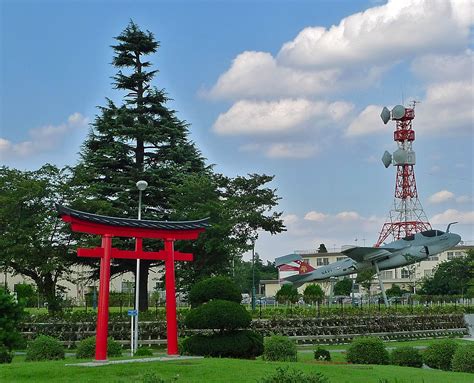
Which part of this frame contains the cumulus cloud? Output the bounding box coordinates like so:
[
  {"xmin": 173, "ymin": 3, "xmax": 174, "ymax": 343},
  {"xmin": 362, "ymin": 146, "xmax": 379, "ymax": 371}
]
[
  {"xmin": 0, "ymin": 113, "xmax": 88, "ymax": 159},
  {"xmin": 304, "ymin": 211, "xmax": 328, "ymax": 222},
  {"xmin": 278, "ymin": 0, "xmax": 471, "ymax": 68},
  {"xmin": 428, "ymin": 190, "xmax": 455, "ymax": 204},
  {"xmin": 213, "ymin": 99, "xmax": 353, "ymax": 136},
  {"xmin": 345, "ymin": 105, "xmax": 384, "ymax": 137},
  {"xmin": 336, "ymin": 211, "xmax": 361, "ymax": 221},
  {"xmin": 456, "ymin": 195, "xmax": 472, "ymax": 204},
  {"xmin": 431, "ymin": 209, "xmax": 474, "ymax": 225},
  {"xmin": 411, "ymin": 50, "xmax": 473, "ymax": 82}
]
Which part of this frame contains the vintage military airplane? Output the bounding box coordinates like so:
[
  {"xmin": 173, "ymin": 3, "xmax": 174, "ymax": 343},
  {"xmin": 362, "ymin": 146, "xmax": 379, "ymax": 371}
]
[{"xmin": 276, "ymin": 223, "xmax": 461, "ymax": 305}]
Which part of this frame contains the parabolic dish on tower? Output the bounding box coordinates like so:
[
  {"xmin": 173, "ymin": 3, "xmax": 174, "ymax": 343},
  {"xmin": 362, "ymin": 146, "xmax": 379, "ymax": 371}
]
[{"xmin": 391, "ymin": 105, "xmax": 406, "ymax": 120}]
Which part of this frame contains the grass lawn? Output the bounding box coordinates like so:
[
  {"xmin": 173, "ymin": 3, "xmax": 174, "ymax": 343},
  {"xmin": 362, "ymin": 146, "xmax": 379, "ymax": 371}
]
[{"xmin": 2, "ymin": 352, "xmax": 473, "ymax": 383}]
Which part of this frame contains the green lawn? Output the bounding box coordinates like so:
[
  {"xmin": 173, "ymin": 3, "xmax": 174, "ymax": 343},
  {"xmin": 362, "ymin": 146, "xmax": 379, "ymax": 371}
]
[{"xmin": 2, "ymin": 352, "xmax": 473, "ymax": 383}]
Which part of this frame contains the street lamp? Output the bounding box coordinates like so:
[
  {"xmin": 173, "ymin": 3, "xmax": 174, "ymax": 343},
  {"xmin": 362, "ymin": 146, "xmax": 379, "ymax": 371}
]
[
  {"xmin": 251, "ymin": 236, "xmax": 257, "ymax": 311},
  {"xmin": 134, "ymin": 180, "xmax": 148, "ymax": 354}
]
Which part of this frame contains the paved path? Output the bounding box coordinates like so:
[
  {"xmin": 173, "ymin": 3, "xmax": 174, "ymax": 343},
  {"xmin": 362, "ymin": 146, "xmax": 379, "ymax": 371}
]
[{"xmin": 66, "ymin": 355, "xmax": 203, "ymax": 367}]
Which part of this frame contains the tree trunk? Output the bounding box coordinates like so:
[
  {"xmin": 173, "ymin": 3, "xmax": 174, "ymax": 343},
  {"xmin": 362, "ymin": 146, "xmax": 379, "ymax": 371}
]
[
  {"xmin": 138, "ymin": 260, "xmax": 150, "ymax": 311},
  {"xmin": 39, "ymin": 274, "xmax": 61, "ymax": 314}
]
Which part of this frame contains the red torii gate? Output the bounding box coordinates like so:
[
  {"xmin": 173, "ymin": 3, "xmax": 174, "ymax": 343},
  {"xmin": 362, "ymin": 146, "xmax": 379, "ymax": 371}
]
[{"xmin": 57, "ymin": 205, "xmax": 209, "ymax": 361}]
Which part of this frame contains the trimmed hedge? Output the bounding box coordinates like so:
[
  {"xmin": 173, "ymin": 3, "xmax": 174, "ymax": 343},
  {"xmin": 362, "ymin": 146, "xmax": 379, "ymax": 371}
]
[
  {"xmin": 346, "ymin": 337, "xmax": 389, "ymax": 365},
  {"xmin": 258, "ymin": 366, "xmax": 329, "ymax": 383},
  {"xmin": 451, "ymin": 343, "xmax": 474, "ymax": 373},
  {"xmin": 314, "ymin": 347, "xmax": 331, "ymax": 361},
  {"xmin": 188, "ymin": 276, "xmax": 241, "ymax": 308},
  {"xmin": 185, "ymin": 300, "xmax": 251, "ymax": 331},
  {"xmin": 390, "ymin": 346, "xmax": 423, "ymax": 368},
  {"xmin": 25, "ymin": 335, "xmax": 64, "ymax": 361},
  {"xmin": 423, "ymin": 339, "xmax": 458, "ymax": 371},
  {"xmin": 75, "ymin": 336, "xmax": 122, "ymax": 359},
  {"xmin": 263, "ymin": 335, "xmax": 297, "ymax": 362},
  {"xmin": 134, "ymin": 347, "xmax": 153, "ymax": 357},
  {"xmin": 181, "ymin": 330, "xmax": 263, "ymax": 358},
  {"xmin": 0, "ymin": 343, "xmax": 13, "ymax": 364}
]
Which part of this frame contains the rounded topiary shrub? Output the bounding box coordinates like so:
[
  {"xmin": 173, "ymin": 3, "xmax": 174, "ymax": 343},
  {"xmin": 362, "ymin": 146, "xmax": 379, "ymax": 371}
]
[
  {"xmin": 314, "ymin": 347, "xmax": 331, "ymax": 361},
  {"xmin": 181, "ymin": 330, "xmax": 263, "ymax": 358},
  {"xmin": 263, "ymin": 335, "xmax": 297, "ymax": 362},
  {"xmin": 76, "ymin": 336, "xmax": 122, "ymax": 359},
  {"xmin": 0, "ymin": 343, "xmax": 13, "ymax": 364},
  {"xmin": 134, "ymin": 347, "xmax": 153, "ymax": 357},
  {"xmin": 25, "ymin": 335, "xmax": 64, "ymax": 361},
  {"xmin": 188, "ymin": 276, "xmax": 241, "ymax": 308},
  {"xmin": 346, "ymin": 337, "xmax": 389, "ymax": 365},
  {"xmin": 390, "ymin": 346, "xmax": 423, "ymax": 368},
  {"xmin": 451, "ymin": 344, "xmax": 474, "ymax": 373},
  {"xmin": 185, "ymin": 299, "xmax": 251, "ymax": 331},
  {"xmin": 423, "ymin": 339, "xmax": 458, "ymax": 371}
]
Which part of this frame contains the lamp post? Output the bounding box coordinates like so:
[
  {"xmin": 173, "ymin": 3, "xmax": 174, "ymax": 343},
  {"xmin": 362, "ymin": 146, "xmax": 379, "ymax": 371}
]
[{"xmin": 134, "ymin": 180, "xmax": 148, "ymax": 354}]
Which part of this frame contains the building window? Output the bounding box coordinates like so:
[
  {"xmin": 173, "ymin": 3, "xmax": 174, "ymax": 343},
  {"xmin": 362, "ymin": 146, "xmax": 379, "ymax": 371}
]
[
  {"xmin": 447, "ymin": 251, "xmax": 454, "ymax": 260},
  {"xmin": 401, "ymin": 269, "xmax": 410, "ymax": 279},
  {"xmin": 317, "ymin": 258, "xmax": 329, "ymax": 266},
  {"xmin": 428, "ymin": 256, "xmax": 439, "ymax": 261},
  {"xmin": 336, "ymin": 257, "xmax": 346, "ymax": 261},
  {"xmin": 455, "ymin": 251, "xmax": 463, "ymax": 256},
  {"xmin": 302, "ymin": 258, "xmax": 310, "ymax": 264},
  {"xmin": 380, "ymin": 271, "xmax": 393, "ymax": 279},
  {"xmin": 121, "ymin": 281, "xmax": 134, "ymax": 293}
]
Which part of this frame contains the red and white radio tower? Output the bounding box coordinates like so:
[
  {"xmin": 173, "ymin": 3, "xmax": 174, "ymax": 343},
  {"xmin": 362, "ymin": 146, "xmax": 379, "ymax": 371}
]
[{"xmin": 376, "ymin": 102, "xmax": 431, "ymax": 247}]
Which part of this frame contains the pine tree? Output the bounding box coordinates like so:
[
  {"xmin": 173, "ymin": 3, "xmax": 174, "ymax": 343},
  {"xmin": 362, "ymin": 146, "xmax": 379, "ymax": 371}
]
[{"xmin": 73, "ymin": 21, "xmax": 207, "ymax": 311}]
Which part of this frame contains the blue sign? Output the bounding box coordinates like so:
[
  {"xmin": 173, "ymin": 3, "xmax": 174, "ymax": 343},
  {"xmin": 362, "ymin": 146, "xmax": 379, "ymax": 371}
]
[{"xmin": 127, "ymin": 309, "xmax": 138, "ymax": 316}]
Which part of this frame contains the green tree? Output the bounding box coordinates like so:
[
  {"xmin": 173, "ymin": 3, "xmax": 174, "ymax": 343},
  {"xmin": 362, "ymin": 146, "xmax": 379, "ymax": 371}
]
[
  {"xmin": 333, "ymin": 278, "xmax": 353, "ymax": 296},
  {"xmin": 14, "ymin": 283, "xmax": 37, "ymax": 308},
  {"xmin": 356, "ymin": 268, "xmax": 375, "ymax": 297},
  {"xmin": 420, "ymin": 250, "xmax": 473, "ymax": 296},
  {"xmin": 0, "ymin": 287, "xmax": 25, "ymax": 351},
  {"xmin": 385, "ymin": 284, "xmax": 409, "ymax": 297},
  {"xmin": 303, "ymin": 284, "xmax": 324, "ymax": 304},
  {"xmin": 0, "ymin": 165, "xmax": 74, "ymax": 313},
  {"xmin": 73, "ymin": 22, "xmax": 284, "ymax": 310},
  {"xmin": 275, "ymin": 284, "xmax": 299, "ymax": 305},
  {"xmin": 317, "ymin": 244, "xmax": 328, "ymax": 253}
]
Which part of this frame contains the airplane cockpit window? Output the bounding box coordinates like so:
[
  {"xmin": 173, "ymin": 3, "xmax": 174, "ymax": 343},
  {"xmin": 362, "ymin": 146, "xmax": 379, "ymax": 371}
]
[
  {"xmin": 435, "ymin": 230, "xmax": 445, "ymax": 236},
  {"xmin": 402, "ymin": 234, "xmax": 415, "ymax": 241},
  {"xmin": 421, "ymin": 230, "xmax": 438, "ymax": 237}
]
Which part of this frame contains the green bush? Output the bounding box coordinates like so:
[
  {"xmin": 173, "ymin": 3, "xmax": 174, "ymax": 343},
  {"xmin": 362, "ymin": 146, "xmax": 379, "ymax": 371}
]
[
  {"xmin": 185, "ymin": 299, "xmax": 251, "ymax": 331},
  {"xmin": 25, "ymin": 335, "xmax": 65, "ymax": 361},
  {"xmin": 451, "ymin": 343, "xmax": 474, "ymax": 373},
  {"xmin": 134, "ymin": 347, "xmax": 153, "ymax": 357},
  {"xmin": 263, "ymin": 335, "xmax": 297, "ymax": 362},
  {"xmin": 188, "ymin": 276, "xmax": 241, "ymax": 307},
  {"xmin": 390, "ymin": 346, "xmax": 423, "ymax": 368},
  {"xmin": 0, "ymin": 343, "xmax": 13, "ymax": 364},
  {"xmin": 75, "ymin": 336, "xmax": 122, "ymax": 359},
  {"xmin": 258, "ymin": 366, "xmax": 329, "ymax": 383},
  {"xmin": 275, "ymin": 284, "xmax": 299, "ymax": 304},
  {"xmin": 423, "ymin": 339, "xmax": 458, "ymax": 371},
  {"xmin": 0, "ymin": 289, "xmax": 25, "ymax": 351},
  {"xmin": 346, "ymin": 337, "xmax": 389, "ymax": 365},
  {"xmin": 181, "ymin": 330, "xmax": 263, "ymax": 358},
  {"xmin": 314, "ymin": 347, "xmax": 331, "ymax": 361}
]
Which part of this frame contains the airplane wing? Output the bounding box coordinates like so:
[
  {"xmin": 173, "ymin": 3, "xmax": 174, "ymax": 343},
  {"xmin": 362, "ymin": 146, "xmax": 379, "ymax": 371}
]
[{"xmin": 341, "ymin": 246, "xmax": 400, "ymax": 263}]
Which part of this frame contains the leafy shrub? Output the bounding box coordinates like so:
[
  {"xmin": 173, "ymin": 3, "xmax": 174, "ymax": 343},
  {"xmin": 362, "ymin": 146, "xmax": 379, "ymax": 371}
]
[
  {"xmin": 134, "ymin": 347, "xmax": 153, "ymax": 357},
  {"xmin": 185, "ymin": 299, "xmax": 251, "ymax": 331},
  {"xmin": 25, "ymin": 335, "xmax": 65, "ymax": 361},
  {"xmin": 390, "ymin": 346, "xmax": 422, "ymax": 368},
  {"xmin": 263, "ymin": 335, "xmax": 297, "ymax": 362},
  {"xmin": 188, "ymin": 276, "xmax": 241, "ymax": 307},
  {"xmin": 181, "ymin": 330, "xmax": 263, "ymax": 358},
  {"xmin": 451, "ymin": 343, "xmax": 474, "ymax": 373},
  {"xmin": 346, "ymin": 337, "xmax": 389, "ymax": 365},
  {"xmin": 258, "ymin": 366, "xmax": 329, "ymax": 383},
  {"xmin": 0, "ymin": 343, "xmax": 13, "ymax": 364},
  {"xmin": 303, "ymin": 284, "xmax": 324, "ymax": 304},
  {"xmin": 75, "ymin": 336, "xmax": 122, "ymax": 359},
  {"xmin": 423, "ymin": 339, "xmax": 458, "ymax": 371},
  {"xmin": 0, "ymin": 289, "xmax": 25, "ymax": 351},
  {"xmin": 314, "ymin": 347, "xmax": 331, "ymax": 361},
  {"xmin": 275, "ymin": 285, "xmax": 299, "ymax": 304}
]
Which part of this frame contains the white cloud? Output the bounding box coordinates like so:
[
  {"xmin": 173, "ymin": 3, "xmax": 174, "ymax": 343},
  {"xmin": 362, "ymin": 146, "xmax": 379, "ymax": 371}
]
[
  {"xmin": 431, "ymin": 209, "xmax": 474, "ymax": 225},
  {"xmin": 278, "ymin": 0, "xmax": 471, "ymax": 69},
  {"xmin": 282, "ymin": 214, "xmax": 299, "ymax": 225},
  {"xmin": 456, "ymin": 195, "xmax": 472, "ymax": 204},
  {"xmin": 266, "ymin": 143, "xmax": 318, "ymax": 159},
  {"xmin": 336, "ymin": 211, "xmax": 361, "ymax": 221},
  {"xmin": 428, "ymin": 190, "xmax": 455, "ymax": 204},
  {"xmin": 0, "ymin": 113, "xmax": 88, "ymax": 159},
  {"xmin": 345, "ymin": 105, "xmax": 384, "ymax": 137},
  {"xmin": 213, "ymin": 99, "xmax": 353, "ymax": 136},
  {"xmin": 304, "ymin": 211, "xmax": 328, "ymax": 222},
  {"xmin": 411, "ymin": 50, "xmax": 473, "ymax": 82}
]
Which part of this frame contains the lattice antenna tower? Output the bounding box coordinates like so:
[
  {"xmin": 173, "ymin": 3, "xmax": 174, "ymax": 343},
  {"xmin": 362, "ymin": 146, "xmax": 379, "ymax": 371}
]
[{"xmin": 376, "ymin": 101, "xmax": 431, "ymax": 246}]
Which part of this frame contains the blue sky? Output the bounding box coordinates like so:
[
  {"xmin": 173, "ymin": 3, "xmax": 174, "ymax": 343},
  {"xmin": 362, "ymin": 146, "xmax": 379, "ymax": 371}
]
[{"xmin": 1, "ymin": 0, "xmax": 473, "ymax": 260}]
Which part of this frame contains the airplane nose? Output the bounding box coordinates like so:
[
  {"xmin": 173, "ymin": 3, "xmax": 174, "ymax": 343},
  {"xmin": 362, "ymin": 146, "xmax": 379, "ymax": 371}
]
[{"xmin": 451, "ymin": 234, "xmax": 461, "ymax": 247}]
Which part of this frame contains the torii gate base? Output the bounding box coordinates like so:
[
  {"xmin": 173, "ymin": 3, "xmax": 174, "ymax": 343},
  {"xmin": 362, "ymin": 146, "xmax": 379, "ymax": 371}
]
[{"xmin": 57, "ymin": 205, "xmax": 209, "ymax": 361}]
